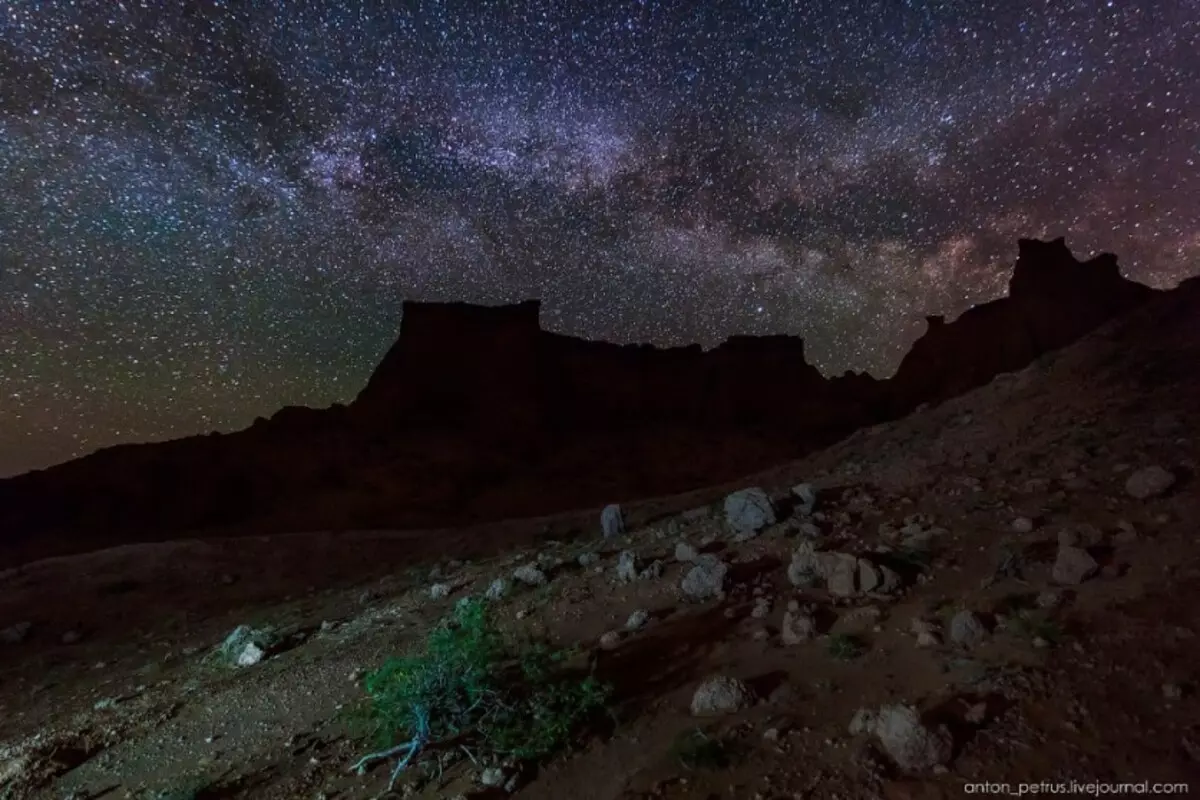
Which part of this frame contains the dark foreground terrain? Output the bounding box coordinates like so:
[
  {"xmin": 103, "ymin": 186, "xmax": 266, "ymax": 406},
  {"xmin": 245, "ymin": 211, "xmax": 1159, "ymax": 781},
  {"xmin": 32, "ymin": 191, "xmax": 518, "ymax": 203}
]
[{"xmin": 0, "ymin": 263, "xmax": 1197, "ymax": 798}]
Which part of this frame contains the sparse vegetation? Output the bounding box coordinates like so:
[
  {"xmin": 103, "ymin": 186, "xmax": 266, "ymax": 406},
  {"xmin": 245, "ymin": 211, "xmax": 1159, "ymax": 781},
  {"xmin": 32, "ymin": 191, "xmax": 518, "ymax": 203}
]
[
  {"xmin": 827, "ymin": 633, "xmax": 868, "ymax": 661},
  {"xmin": 353, "ymin": 597, "xmax": 611, "ymax": 791},
  {"xmin": 1008, "ymin": 610, "xmax": 1063, "ymax": 644}
]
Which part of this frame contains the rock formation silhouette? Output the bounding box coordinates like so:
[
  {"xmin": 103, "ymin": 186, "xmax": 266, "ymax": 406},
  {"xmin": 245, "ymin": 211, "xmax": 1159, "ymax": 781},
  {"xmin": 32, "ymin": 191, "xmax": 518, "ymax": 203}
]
[{"xmin": 0, "ymin": 238, "xmax": 1160, "ymax": 566}]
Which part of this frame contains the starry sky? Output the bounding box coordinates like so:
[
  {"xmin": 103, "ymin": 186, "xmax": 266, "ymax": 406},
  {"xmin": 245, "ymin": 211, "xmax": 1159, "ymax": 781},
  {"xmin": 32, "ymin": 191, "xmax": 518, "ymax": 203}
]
[{"xmin": 1, "ymin": 1, "xmax": 1198, "ymax": 477}]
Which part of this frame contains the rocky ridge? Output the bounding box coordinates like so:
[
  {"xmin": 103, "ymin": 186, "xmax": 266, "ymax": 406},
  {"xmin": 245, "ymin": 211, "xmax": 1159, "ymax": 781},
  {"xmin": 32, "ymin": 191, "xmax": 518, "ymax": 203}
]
[{"xmin": 0, "ymin": 238, "xmax": 1159, "ymax": 567}]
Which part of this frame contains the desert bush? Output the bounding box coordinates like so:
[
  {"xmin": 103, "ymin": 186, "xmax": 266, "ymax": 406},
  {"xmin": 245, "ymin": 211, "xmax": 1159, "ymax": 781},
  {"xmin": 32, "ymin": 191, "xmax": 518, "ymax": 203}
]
[{"xmin": 353, "ymin": 597, "xmax": 610, "ymax": 790}]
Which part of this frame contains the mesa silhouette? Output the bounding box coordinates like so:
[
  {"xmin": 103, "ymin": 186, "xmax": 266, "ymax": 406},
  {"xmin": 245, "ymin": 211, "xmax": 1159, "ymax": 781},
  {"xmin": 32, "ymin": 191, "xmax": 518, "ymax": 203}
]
[{"xmin": 0, "ymin": 238, "xmax": 1158, "ymax": 565}]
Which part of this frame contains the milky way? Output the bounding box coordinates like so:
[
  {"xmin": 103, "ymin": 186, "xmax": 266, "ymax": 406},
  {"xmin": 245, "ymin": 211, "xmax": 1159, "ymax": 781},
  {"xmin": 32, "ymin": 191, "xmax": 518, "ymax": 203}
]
[{"xmin": 1, "ymin": 1, "xmax": 1197, "ymax": 476}]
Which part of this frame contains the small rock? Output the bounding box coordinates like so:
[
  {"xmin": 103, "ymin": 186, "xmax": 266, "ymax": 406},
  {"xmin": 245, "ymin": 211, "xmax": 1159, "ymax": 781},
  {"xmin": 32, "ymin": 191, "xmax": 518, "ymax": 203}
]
[
  {"xmin": 512, "ymin": 564, "xmax": 547, "ymax": 586},
  {"xmin": 751, "ymin": 598, "xmax": 772, "ymax": 619},
  {"xmin": 681, "ymin": 554, "xmax": 728, "ymax": 601},
  {"xmin": 599, "ymin": 631, "xmax": 622, "ymax": 650},
  {"xmin": 872, "ymin": 705, "xmax": 953, "ymax": 772},
  {"xmin": 616, "ymin": 551, "xmax": 639, "ymax": 583},
  {"xmin": 638, "ymin": 560, "xmax": 664, "ymax": 580},
  {"xmin": 429, "ymin": 583, "xmax": 452, "ymax": 600},
  {"xmin": 578, "ymin": 552, "xmax": 599, "ymax": 567},
  {"xmin": 485, "ymin": 578, "xmax": 509, "ymax": 600},
  {"xmin": 479, "ymin": 767, "xmax": 506, "ymax": 787},
  {"xmin": 787, "ymin": 543, "xmax": 820, "ymax": 587},
  {"xmin": 723, "ymin": 487, "xmax": 777, "ymax": 538},
  {"xmin": 625, "ymin": 609, "xmax": 650, "ymax": 630},
  {"xmin": 1011, "ymin": 517, "xmax": 1035, "ymax": 534},
  {"xmin": 849, "ymin": 707, "xmax": 877, "ymax": 736},
  {"xmin": 949, "ymin": 610, "xmax": 988, "ymax": 648},
  {"xmin": 781, "ymin": 610, "xmax": 816, "ymax": 645},
  {"xmin": 797, "ymin": 521, "xmax": 822, "ymax": 538},
  {"xmin": 1124, "ymin": 465, "xmax": 1176, "ymax": 499},
  {"xmin": 61, "ymin": 630, "xmax": 82, "ymax": 645},
  {"xmin": 237, "ymin": 642, "xmax": 266, "ymax": 667},
  {"xmin": 792, "ymin": 483, "xmax": 818, "ymax": 515},
  {"xmin": 822, "ymin": 553, "xmax": 860, "ymax": 597},
  {"xmin": 600, "ymin": 504, "xmax": 626, "ymax": 538},
  {"xmin": 674, "ymin": 542, "xmax": 699, "ymax": 562},
  {"xmin": 690, "ymin": 675, "xmax": 753, "ymax": 716},
  {"xmin": 911, "ymin": 618, "xmax": 942, "ymax": 648},
  {"xmin": 1053, "ymin": 545, "xmax": 1099, "ymax": 585},
  {"xmin": 1163, "ymin": 683, "xmax": 1183, "ymax": 700}
]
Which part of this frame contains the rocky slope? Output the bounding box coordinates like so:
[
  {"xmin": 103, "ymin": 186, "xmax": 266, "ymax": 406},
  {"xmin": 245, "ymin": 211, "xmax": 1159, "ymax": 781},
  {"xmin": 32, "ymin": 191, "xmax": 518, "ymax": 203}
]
[
  {"xmin": 0, "ymin": 266, "xmax": 1195, "ymax": 799},
  {"xmin": 0, "ymin": 238, "xmax": 1158, "ymax": 568}
]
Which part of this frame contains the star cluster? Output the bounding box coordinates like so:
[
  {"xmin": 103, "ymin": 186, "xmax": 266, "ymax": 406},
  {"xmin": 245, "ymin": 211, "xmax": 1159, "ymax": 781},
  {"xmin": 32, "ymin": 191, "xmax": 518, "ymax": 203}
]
[{"xmin": 2, "ymin": 0, "xmax": 1198, "ymax": 476}]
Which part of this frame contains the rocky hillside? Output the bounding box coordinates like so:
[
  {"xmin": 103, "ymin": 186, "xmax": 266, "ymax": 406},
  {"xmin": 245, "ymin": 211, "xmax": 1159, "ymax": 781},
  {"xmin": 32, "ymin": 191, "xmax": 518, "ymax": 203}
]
[
  {"xmin": 0, "ymin": 264, "xmax": 1195, "ymax": 799},
  {"xmin": 0, "ymin": 238, "xmax": 1158, "ymax": 567}
]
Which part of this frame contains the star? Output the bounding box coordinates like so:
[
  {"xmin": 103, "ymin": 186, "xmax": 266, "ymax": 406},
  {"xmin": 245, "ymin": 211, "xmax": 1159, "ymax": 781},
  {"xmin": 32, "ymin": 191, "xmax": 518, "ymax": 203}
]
[{"xmin": 1, "ymin": 0, "xmax": 1198, "ymax": 476}]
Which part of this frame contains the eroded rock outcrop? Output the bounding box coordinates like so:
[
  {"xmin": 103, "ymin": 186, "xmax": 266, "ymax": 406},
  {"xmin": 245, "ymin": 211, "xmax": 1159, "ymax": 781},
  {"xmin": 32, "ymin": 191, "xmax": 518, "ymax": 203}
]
[{"xmin": 0, "ymin": 238, "xmax": 1164, "ymax": 566}]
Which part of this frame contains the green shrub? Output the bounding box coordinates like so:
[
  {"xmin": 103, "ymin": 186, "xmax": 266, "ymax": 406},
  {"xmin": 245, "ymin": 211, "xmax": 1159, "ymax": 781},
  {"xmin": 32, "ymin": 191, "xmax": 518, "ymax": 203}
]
[
  {"xmin": 827, "ymin": 633, "xmax": 867, "ymax": 661},
  {"xmin": 354, "ymin": 598, "xmax": 610, "ymax": 790}
]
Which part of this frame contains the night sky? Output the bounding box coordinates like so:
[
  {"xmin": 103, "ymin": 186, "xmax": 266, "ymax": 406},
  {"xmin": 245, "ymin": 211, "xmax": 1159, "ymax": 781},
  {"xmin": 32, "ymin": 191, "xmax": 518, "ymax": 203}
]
[{"xmin": 2, "ymin": 1, "xmax": 1198, "ymax": 477}]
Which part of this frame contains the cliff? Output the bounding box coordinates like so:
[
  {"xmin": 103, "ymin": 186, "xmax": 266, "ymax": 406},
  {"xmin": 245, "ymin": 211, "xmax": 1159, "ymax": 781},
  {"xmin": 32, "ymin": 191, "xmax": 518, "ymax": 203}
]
[{"xmin": 0, "ymin": 237, "xmax": 1162, "ymax": 566}]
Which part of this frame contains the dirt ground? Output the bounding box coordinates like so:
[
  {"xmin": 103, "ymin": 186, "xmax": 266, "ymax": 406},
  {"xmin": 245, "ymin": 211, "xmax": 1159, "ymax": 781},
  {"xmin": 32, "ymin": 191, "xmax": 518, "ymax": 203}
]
[{"xmin": 2, "ymin": 282, "xmax": 1199, "ymax": 799}]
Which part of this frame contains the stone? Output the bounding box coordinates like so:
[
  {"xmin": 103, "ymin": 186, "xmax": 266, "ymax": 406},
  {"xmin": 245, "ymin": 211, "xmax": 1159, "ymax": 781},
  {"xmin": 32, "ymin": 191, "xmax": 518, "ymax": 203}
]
[
  {"xmin": 512, "ymin": 564, "xmax": 547, "ymax": 586},
  {"xmin": 1011, "ymin": 516, "xmax": 1035, "ymax": 533},
  {"xmin": 429, "ymin": 582, "xmax": 452, "ymax": 600},
  {"xmin": 638, "ymin": 560, "xmax": 664, "ymax": 580},
  {"xmin": 479, "ymin": 767, "xmax": 506, "ymax": 787},
  {"xmin": 1125, "ymin": 466, "xmax": 1176, "ymax": 499},
  {"xmin": 1053, "ymin": 545, "xmax": 1099, "ymax": 585},
  {"xmin": 787, "ymin": 543, "xmax": 820, "ymax": 587},
  {"xmin": 218, "ymin": 624, "xmax": 274, "ymax": 667},
  {"xmin": 872, "ymin": 705, "xmax": 953, "ymax": 772},
  {"xmin": 858, "ymin": 559, "xmax": 883, "ymax": 593},
  {"xmin": 792, "ymin": 483, "xmax": 818, "ymax": 515},
  {"xmin": 681, "ymin": 554, "xmax": 728, "ymax": 601},
  {"xmin": 236, "ymin": 642, "xmax": 266, "ymax": 667},
  {"xmin": 751, "ymin": 597, "xmax": 771, "ymax": 619},
  {"xmin": 877, "ymin": 564, "xmax": 903, "ymax": 593},
  {"xmin": 781, "ymin": 610, "xmax": 816, "ymax": 645},
  {"xmin": 797, "ymin": 521, "xmax": 822, "ymax": 538},
  {"xmin": 849, "ymin": 708, "xmax": 877, "ymax": 736},
  {"xmin": 820, "ymin": 552, "xmax": 860, "ymax": 597},
  {"xmin": 625, "ymin": 609, "xmax": 650, "ymax": 630},
  {"xmin": 723, "ymin": 487, "xmax": 776, "ymax": 538},
  {"xmin": 690, "ymin": 675, "xmax": 753, "ymax": 716},
  {"xmin": 949, "ymin": 610, "xmax": 988, "ymax": 648},
  {"xmin": 577, "ymin": 551, "xmax": 599, "ymax": 567},
  {"xmin": 599, "ymin": 631, "xmax": 622, "ymax": 650},
  {"xmin": 911, "ymin": 618, "xmax": 941, "ymax": 648},
  {"xmin": 485, "ymin": 578, "xmax": 508, "ymax": 600},
  {"xmin": 601, "ymin": 503, "xmax": 626, "ymax": 538},
  {"xmin": 674, "ymin": 542, "xmax": 699, "ymax": 562},
  {"xmin": 616, "ymin": 550, "xmax": 639, "ymax": 583}
]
